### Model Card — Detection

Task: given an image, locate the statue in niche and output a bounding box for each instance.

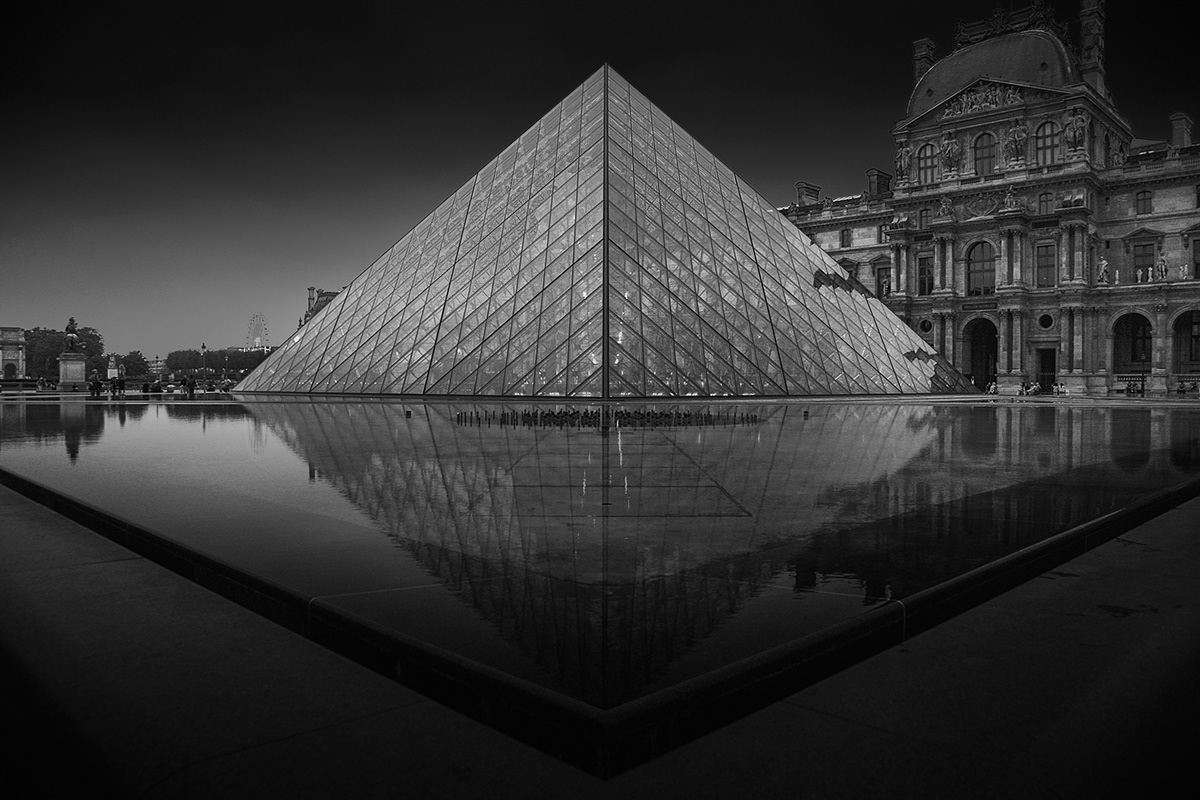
[1002,187,1020,210]
[1063,109,1088,150]
[1156,255,1169,280]
[894,143,913,180]
[1096,257,1109,284]
[64,317,81,351]
[1003,119,1028,163]
[941,134,963,172]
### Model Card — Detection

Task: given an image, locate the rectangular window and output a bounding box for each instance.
[1135,191,1153,215]
[1037,193,1054,215]
[1193,240,1199,280]
[1191,315,1200,362]
[1036,244,1056,287]
[918,209,931,229]
[917,254,934,296]
[1134,243,1155,279]
[877,225,886,244]
[839,228,852,248]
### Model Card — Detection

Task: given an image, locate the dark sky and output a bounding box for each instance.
[2,0,1192,357]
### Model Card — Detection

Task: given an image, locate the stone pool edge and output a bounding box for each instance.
[2,463,1197,778]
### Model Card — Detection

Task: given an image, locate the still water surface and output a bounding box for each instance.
[2,399,1197,708]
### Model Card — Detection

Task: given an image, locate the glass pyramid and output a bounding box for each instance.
[239,66,973,397]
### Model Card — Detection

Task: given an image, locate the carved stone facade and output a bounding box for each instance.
[1,327,26,380]
[783,0,1200,397]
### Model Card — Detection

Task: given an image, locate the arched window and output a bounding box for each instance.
[917,144,939,184]
[1132,320,1152,362]
[1035,122,1060,165]
[967,242,996,296]
[973,133,996,176]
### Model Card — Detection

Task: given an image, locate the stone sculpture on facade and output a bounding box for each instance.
[1096,257,1109,284]
[1064,108,1088,151]
[936,195,955,219]
[940,134,963,173]
[939,82,1024,120]
[894,143,913,180]
[1002,120,1028,164]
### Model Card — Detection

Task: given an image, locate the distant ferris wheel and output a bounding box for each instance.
[246,312,269,351]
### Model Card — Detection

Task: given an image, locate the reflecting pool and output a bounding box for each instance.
[2,399,1199,710]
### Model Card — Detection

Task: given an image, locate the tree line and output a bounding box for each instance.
[21,327,271,380]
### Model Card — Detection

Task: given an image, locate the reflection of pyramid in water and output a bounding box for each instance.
[240,66,973,397]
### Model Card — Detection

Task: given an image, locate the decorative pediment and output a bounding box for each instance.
[1120,227,1165,253]
[938,80,1066,122]
[1182,222,1200,247]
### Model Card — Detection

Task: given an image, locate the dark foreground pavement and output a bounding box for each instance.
[2,482,1197,798]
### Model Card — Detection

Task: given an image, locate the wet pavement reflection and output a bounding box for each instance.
[2,400,1198,708]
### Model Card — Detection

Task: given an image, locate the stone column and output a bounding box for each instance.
[1012,309,1025,376]
[998,311,1010,373]
[1149,302,1170,396]
[1058,230,1068,284]
[998,229,1010,285]
[936,236,949,290]
[1072,225,1085,282]
[947,312,958,368]
[1012,229,1026,286]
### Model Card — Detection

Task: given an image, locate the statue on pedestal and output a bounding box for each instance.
[64,317,81,351]
[58,316,88,388]
[1096,257,1109,284]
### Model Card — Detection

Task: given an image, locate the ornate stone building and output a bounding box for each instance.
[1,326,27,380]
[784,0,1200,396]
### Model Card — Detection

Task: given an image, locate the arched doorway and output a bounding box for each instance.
[1173,310,1200,377]
[962,317,998,389]
[2,362,15,379]
[1112,313,1153,375]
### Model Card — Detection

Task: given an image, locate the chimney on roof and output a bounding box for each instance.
[1078,0,1109,98]
[307,286,316,312]
[794,181,822,206]
[912,38,936,86]
[1170,112,1194,148]
[866,169,892,197]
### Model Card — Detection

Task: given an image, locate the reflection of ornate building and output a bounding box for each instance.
[1,326,26,380]
[784,1,1200,396]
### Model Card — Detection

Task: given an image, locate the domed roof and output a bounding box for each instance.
[906,29,1080,122]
